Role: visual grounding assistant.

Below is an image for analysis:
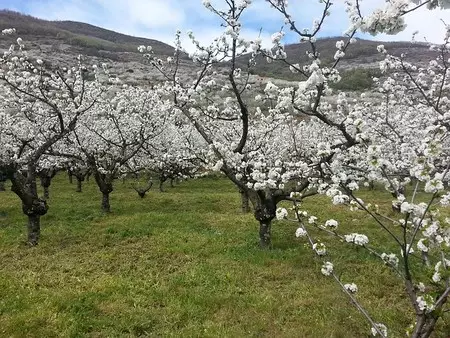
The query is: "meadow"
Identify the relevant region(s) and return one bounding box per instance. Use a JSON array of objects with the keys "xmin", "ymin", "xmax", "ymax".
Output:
[{"xmin": 0, "ymin": 175, "xmax": 449, "ymax": 337}]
